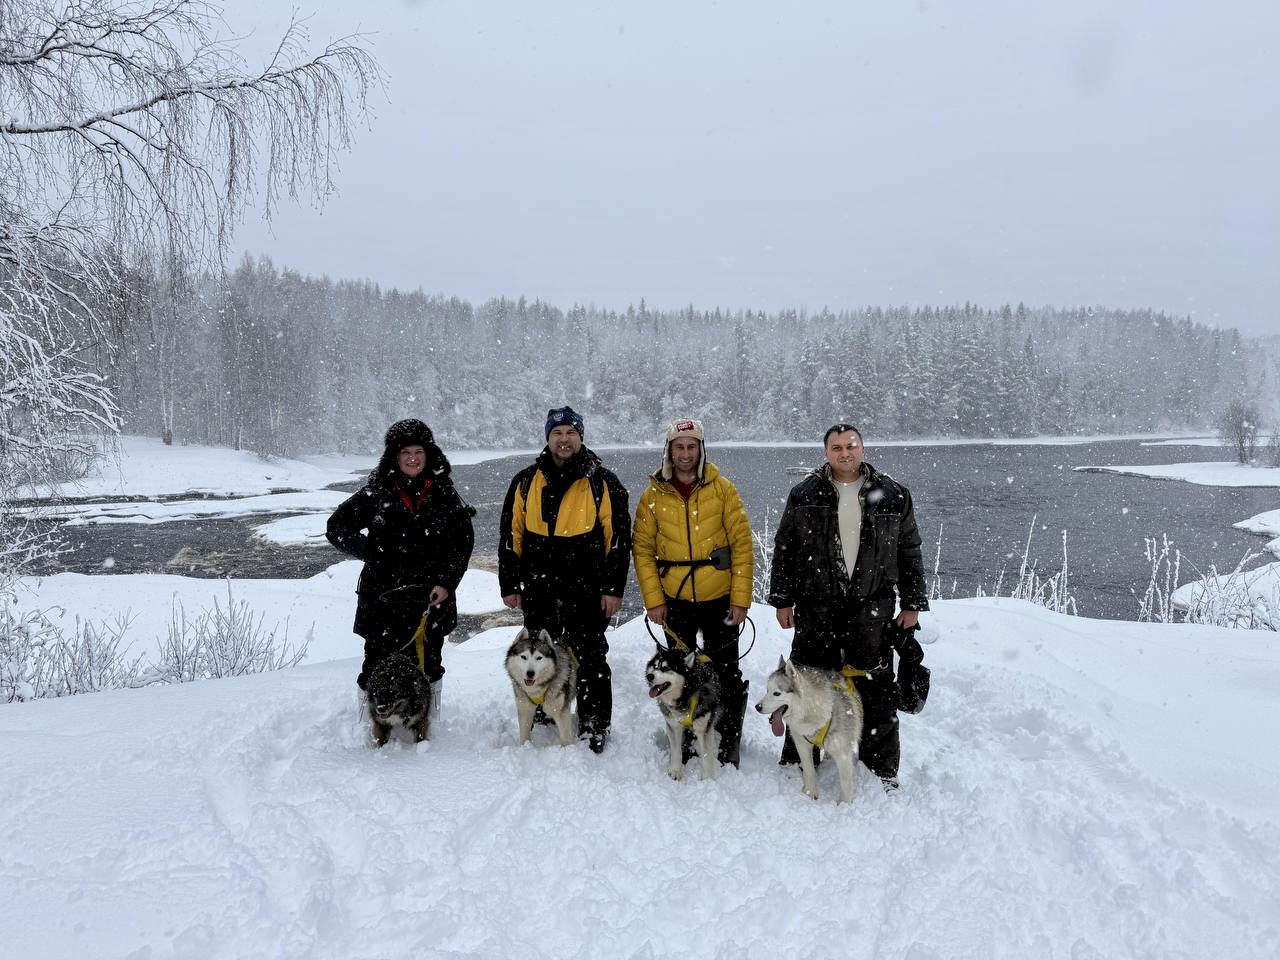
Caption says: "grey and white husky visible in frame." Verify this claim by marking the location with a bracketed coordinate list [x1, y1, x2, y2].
[755, 657, 865, 803]
[504, 628, 578, 746]
[366, 653, 433, 747]
[645, 644, 723, 781]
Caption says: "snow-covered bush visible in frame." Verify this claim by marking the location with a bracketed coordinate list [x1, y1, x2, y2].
[1217, 399, 1260, 464]
[1, 597, 144, 702]
[751, 505, 775, 602]
[1263, 433, 1280, 468]
[988, 517, 1078, 615]
[2, 584, 309, 704]
[155, 584, 308, 682]
[1136, 535, 1181, 623]
[1138, 536, 1278, 630]
[1177, 555, 1279, 631]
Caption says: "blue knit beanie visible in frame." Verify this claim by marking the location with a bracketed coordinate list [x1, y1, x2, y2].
[545, 405, 584, 439]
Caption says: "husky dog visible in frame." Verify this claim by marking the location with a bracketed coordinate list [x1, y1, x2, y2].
[645, 644, 723, 781]
[755, 657, 865, 803]
[505, 628, 578, 746]
[365, 653, 433, 747]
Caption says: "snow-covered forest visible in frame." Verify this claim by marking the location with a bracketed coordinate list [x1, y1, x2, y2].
[107, 255, 1276, 455]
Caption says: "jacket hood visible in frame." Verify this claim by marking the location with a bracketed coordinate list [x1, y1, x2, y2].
[373, 422, 452, 487]
[652, 460, 720, 486]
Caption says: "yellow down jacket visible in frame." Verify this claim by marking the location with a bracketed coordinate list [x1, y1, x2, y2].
[632, 461, 754, 609]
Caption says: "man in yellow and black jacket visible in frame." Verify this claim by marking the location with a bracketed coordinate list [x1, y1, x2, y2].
[632, 418, 754, 766]
[499, 406, 631, 754]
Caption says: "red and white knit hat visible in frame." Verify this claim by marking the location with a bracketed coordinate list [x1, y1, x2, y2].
[661, 418, 706, 481]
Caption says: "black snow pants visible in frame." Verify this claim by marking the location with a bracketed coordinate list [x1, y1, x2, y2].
[782, 593, 900, 781]
[664, 595, 747, 765]
[521, 589, 612, 735]
[354, 592, 448, 687]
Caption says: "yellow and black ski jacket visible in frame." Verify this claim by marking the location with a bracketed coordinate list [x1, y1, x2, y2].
[498, 446, 631, 599]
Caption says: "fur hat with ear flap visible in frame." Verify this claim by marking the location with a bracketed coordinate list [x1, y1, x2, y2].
[384, 418, 434, 452]
[660, 418, 706, 481]
[378, 418, 450, 480]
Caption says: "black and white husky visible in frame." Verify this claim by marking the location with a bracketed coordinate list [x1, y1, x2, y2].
[504, 628, 578, 746]
[365, 653, 433, 747]
[755, 657, 865, 803]
[645, 644, 723, 781]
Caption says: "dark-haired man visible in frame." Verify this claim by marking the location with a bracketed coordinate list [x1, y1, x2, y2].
[768, 423, 928, 789]
[499, 406, 631, 753]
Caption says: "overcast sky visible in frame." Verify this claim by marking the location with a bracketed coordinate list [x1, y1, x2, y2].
[227, 1, 1280, 338]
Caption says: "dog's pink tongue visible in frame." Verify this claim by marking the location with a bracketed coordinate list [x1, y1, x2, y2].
[769, 708, 786, 737]
[648, 684, 662, 699]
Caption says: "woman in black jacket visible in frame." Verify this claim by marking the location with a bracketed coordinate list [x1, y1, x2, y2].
[327, 419, 475, 700]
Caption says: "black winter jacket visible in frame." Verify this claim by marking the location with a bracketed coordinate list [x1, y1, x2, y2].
[327, 447, 475, 636]
[768, 461, 929, 612]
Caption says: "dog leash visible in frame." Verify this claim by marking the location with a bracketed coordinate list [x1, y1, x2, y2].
[644, 618, 713, 663]
[379, 587, 434, 673]
[643, 614, 757, 663]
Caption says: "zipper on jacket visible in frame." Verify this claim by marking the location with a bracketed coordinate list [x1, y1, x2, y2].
[683, 486, 697, 602]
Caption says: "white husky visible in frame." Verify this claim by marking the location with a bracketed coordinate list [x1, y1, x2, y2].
[755, 657, 865, 803]
[504, 628, 578, 746]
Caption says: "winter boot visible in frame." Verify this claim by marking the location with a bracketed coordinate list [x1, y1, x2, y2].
[429, 679, 442, 720]
[581, 727, 609, 755]
[717, 680, 749, 767]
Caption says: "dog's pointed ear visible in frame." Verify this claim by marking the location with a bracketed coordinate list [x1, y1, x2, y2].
[684, 650, 697, 670]
[538, 629, 553, 644]
[777, 655, 788, 674]
[782, 657, 796, 679]
[515, 627, 529, 642]
[655, 641, 665, 656]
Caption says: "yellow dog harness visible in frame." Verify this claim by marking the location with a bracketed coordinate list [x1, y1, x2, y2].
[805, 666, 869, 747]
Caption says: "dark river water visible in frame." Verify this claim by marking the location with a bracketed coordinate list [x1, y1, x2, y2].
[39, 439, 1278, 622]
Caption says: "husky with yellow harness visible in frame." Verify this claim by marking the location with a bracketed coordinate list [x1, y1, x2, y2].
[505, 628, 579, 746]
[645, 643, 723, 781]
[755, 658, 866, 803]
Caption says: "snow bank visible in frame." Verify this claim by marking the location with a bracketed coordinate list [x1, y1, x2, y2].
[15, 435, 530, 501]
[13, 562, 506, 665]
[1236, 509, 1280, 557]
[2, 595, 1278, 959]
[1076, 461, 1280, 487]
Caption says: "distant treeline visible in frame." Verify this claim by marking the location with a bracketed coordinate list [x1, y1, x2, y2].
[106, 254, 1274, 455]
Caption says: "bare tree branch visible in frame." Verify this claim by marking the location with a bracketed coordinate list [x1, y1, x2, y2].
[1, 0, 381, 585]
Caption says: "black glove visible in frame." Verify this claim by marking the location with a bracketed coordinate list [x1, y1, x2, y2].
[888, 621, 930, 715]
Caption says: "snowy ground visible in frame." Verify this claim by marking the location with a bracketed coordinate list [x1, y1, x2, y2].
[2, 588, 1278, 960]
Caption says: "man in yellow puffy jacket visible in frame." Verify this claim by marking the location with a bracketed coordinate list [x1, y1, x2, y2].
[633, 418, 754, 766]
